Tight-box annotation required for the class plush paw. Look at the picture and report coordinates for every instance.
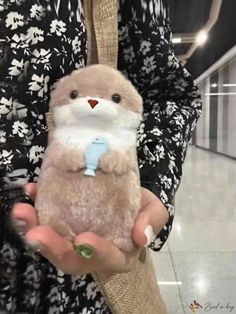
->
[99,150,131,174]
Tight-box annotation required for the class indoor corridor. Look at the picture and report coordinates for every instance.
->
[152,146,236,313]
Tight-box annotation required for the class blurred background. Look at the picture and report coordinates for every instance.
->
[152,0,236,313]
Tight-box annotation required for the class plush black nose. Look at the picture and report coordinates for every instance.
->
[88,99,99,108]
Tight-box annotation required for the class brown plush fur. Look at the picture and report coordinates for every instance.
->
[50,64,142,114]
[35,65,143,252]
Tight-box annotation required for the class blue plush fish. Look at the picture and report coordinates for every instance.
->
[84,137,109,177]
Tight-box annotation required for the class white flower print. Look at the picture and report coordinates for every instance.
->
[5,168,28,185]
[142,56,156,74]
[175,78,189,92]
[26,27,44,45]
[50,20,67,36]
[30,4,46,20]
[29,145,44,164]
[166,101,178,116]
[6,11,24,30]
[140,40,151,55]
[172,132,182,145]
[31,49,51,64]
[160,175,172,189]
[72,36,81,54]
[138,122,145,134]
[167,204,175,217]
[123,46,135,63]
[0,130,6,143]
[167,54,179,69]
[160,189,168,204]
[0,97,16,120]
[156,144,165,161]
[10,0,25,5]
[11,33,28,49]
[8,59,25,76]
[28,74,50,97]
[0,150,14,165]
[14,102,27,119]
[119,25,129,40]
[86,281,99,300]
[0,0,4,12]
[12,121,29,137]
[150,237,163,250]
[152,126,162,137]
[75,59,85,69]
[173,114,185,128]
[33,167,41,180]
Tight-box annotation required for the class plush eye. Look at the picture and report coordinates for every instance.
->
[112,94,121,103]
[70,90,79,99]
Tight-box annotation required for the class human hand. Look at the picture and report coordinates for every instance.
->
[12,184,168,275]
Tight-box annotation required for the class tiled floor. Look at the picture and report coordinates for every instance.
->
[151,146,236,314]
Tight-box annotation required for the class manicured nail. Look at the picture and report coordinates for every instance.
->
[12,219,27,235]
[138,247,147,263]
[12,219,26,227]
[144,225,156,246]
[73,244,95,259]
[25,240,41,255]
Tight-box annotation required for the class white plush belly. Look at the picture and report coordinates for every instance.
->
[53,127,137,151]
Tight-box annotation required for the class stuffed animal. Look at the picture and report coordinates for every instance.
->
[35,64,143,252]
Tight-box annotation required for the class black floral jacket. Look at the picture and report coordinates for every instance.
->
[0,0,202,313]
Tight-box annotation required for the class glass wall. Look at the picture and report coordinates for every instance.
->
[195,46,236,158]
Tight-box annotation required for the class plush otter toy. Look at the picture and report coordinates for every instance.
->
[35,64,143,252]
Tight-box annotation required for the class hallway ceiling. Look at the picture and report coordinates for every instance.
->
[169,0,236,78]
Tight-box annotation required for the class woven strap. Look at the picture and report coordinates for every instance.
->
[93,249,167,314]
[83,0,118,68]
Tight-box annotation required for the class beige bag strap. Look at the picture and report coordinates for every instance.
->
[93,250,167,314]
[83,0,118,68]
[83,3,166,313]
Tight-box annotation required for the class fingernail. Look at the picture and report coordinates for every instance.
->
[144,225,156,247]
[25,240,41,255]
[12,219,27,235]
[12,219,26,227]
[73,244,95,259]
[138,247,147,263]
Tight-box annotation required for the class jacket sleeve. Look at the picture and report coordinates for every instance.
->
[118,0,202,251]
[137,41,202,251]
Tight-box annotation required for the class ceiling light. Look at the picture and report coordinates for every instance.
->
[223,83,236,87]
[211,83,218,88]
[195,30,208,46]
[172,37,182,44]
[205,92,236,96]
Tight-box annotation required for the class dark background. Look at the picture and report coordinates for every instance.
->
[169,0,236,78]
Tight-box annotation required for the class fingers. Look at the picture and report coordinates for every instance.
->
[132,188,169,247]
[24,183,37,201]
[25,226,87,274]
[74,232,138,273]
[12,203,38,232]
[24,227,137,275]
[11,183,38,234]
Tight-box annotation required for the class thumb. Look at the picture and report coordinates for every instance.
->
[133,191,168,247]
[74,232,138,273]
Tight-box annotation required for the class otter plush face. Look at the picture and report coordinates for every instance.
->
[50,64,143,129]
